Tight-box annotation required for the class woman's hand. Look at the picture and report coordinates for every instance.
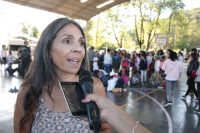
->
[82,94,152,133]
[82,94,116,122]
[82,94,113,133]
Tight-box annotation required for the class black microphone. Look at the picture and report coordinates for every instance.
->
[79,70,101,133]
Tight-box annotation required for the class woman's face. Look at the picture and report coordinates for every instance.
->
[51,24,86,78]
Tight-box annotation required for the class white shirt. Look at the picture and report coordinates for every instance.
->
[107,77,118,91]
[178,55,184,63]
[103,52,112,65]
[1,49,7,57]
[135,56,140,69]
[93,57,99,71]
[7,55,13,64]
[155,59,161,72]
[162,59,182,81]
[146,55,153,66]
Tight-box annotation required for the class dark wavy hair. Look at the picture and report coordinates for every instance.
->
[19,17,89,132]
[169,51,177,61]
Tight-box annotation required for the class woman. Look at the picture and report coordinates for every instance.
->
[182,53,199,100]
[162,50,182,107]
[14,18,111,133]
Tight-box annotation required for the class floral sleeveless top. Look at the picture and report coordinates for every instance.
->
[31,98,93,133]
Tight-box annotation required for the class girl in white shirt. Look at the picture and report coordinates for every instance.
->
[162,50,182,107]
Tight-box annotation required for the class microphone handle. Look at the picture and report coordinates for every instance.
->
[80,82,101,132]
[85,101,101,133]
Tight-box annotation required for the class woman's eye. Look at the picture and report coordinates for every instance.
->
[81,42,86,46]
[63,39,71,44]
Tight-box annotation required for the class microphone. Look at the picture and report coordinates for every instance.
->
[79,70,101,133]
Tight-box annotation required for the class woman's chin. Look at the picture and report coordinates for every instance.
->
[66,68,80,75]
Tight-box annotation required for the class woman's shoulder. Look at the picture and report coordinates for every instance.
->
[15,85,30,112]
[17,84,30,100]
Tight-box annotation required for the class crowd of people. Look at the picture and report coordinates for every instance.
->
[88,47,183,92]
[87,46,200,112]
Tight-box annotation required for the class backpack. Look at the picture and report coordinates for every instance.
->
[122,59,129,69]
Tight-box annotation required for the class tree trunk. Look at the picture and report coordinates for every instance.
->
[168,13,172,49]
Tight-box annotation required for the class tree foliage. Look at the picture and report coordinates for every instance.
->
[85,3,135,50]
[165,0,184,48]
[21,22,39,38]
[132,0,166,50]
[21,23,29,34]
[131,0,187,50]
[31,26,39,38]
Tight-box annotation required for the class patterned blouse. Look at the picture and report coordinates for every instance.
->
[31,98,93,133]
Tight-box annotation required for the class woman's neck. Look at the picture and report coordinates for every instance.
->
[58,73,79,82]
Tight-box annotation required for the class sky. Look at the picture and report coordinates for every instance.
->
[182,0,200,10]
[0,1,63,36]
[0,0,200,43]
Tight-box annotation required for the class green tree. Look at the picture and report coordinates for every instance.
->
[132,0,166,50]
[86,3,134,50]
[106,4,132,48]
[31,26,39,38]
[171,8,200,50]
[85,14,108,49]
[21,23,29,34]
[83,20,93,47]
[165,0,184,48]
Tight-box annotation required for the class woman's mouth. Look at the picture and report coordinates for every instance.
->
[67,58,80,64]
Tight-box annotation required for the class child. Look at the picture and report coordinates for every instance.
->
[97,69,108,88]
[130,66,140,86]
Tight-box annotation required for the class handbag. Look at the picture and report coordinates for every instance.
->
[191,70,197,78]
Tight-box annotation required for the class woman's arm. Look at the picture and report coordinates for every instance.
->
[82,94,152,133]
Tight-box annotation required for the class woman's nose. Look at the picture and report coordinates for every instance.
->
[71,44,82,53]
[71,48,81,53]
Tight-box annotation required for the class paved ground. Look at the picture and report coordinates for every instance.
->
[0,64,200,133]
